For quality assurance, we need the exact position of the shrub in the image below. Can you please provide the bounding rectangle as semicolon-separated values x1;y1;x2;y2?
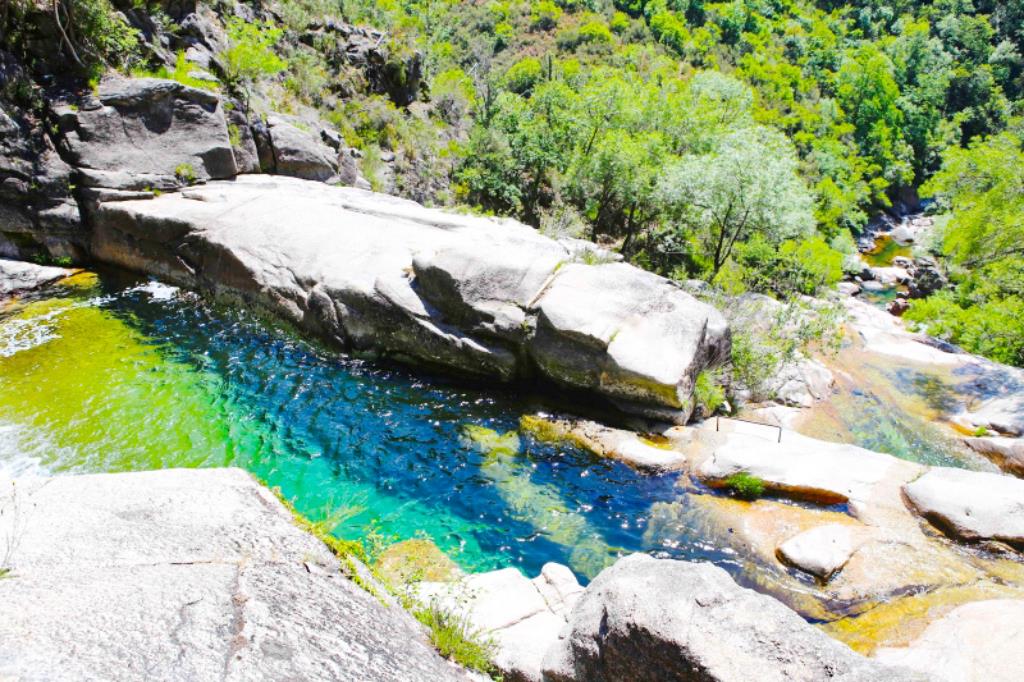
174;163;197;185
134;51;218;91
502;57;544;94
716;234;845;298
693;370;726;416
610;11;630;34
222;18;287;108
724;472;766;500
577;19;614;44
530;0;563;31
431;68;477;124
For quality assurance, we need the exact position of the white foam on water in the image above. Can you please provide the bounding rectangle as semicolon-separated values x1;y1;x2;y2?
0;309;63;358
127;280;179;301
0;422;53;484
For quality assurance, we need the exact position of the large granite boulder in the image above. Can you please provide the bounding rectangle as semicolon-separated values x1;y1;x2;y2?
90;175;728;422
902;467;1024;545
263;116;338;182
0;468;471;681
55;76;237;190
530;263;729;419
541;554;922;682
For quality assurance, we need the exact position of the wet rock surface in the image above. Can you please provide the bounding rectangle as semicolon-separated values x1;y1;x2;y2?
874;599;1024;682
0;468;471;681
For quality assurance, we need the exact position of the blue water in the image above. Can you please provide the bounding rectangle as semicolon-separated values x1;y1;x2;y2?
0;268;736;581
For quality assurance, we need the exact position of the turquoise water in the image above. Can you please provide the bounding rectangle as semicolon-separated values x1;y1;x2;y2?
0;268;735;581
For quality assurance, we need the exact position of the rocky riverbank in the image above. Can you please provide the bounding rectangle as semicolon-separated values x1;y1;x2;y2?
0;467;935;682
0;468;473;681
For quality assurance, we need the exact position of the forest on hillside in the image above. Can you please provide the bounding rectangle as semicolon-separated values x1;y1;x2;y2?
2;0;1023;365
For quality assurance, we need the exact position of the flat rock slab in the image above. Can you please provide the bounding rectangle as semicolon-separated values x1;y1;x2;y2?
902;467;1024;545
697;426;918;506
874;599;1024;682
0;258;73;296
91;175;727;422
0;468;468;681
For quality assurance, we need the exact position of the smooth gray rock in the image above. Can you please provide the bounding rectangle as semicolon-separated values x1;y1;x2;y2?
90;175;728;421
541;554;923;682
56;76;237;187
0;468;470;681
0;258;73;296
776;524;858;580
530;263;729;421
266;116;338;181
902;467;1024;545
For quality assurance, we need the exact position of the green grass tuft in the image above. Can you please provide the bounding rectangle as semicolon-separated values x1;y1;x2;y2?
724;472;766;500
413;603;496;674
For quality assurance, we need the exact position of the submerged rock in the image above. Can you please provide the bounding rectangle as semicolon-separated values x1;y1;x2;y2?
90;175;728;422
0;468;471;681
520;413;686;471
902;467;1024;546
541;554;922;682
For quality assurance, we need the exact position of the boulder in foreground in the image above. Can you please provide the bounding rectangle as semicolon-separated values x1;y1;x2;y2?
0;468;470;682
541;553;922;682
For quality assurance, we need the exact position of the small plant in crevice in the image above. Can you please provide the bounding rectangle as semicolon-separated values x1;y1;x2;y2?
724;472;766;500
174;163;197;185
413;601;496;675
693;369;726;417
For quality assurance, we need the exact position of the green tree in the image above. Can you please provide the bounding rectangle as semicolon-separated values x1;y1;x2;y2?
222;18;287;110
657;126;814;277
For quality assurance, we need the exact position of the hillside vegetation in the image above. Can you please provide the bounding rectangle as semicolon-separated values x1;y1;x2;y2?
2;0;1022;364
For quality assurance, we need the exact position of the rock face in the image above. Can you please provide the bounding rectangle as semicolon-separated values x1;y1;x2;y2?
0;54;84;261
90;175;728;422
55;76;237;190
902;467;1024;545
874;599;1024;682
262;116;338;181
0;468;469;681
541;554;921;682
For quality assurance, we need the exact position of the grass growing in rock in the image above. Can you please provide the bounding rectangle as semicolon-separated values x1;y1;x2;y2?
268;483;499;676
413;603;496;675
725;473;767;501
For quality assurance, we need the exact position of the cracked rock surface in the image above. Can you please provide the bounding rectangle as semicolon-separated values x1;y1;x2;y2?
0;468;471;681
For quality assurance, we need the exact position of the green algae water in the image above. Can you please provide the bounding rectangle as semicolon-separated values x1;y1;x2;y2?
0;268;725;581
